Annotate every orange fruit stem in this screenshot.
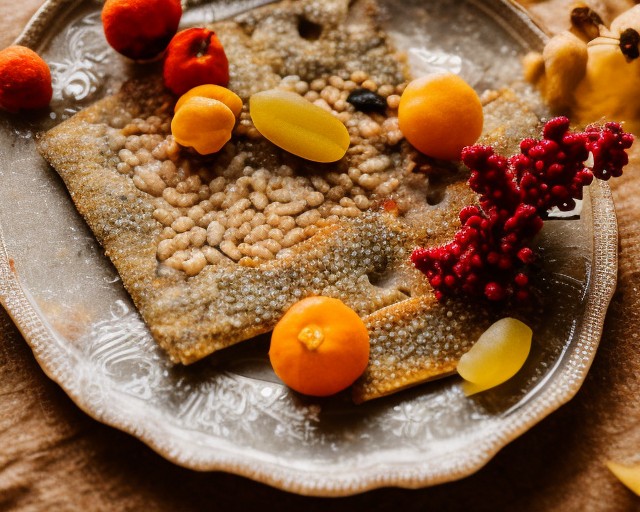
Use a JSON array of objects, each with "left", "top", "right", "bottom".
[
  {"left": 297, "top": 325, "right": 325, "bottom": 350},
  {"left": 269, "top": 296, "right": 370, "bottom": 397}
]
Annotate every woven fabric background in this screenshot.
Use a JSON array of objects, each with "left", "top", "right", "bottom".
[{"left": 0, "top": 1, "right": 638, "bottom": 509}]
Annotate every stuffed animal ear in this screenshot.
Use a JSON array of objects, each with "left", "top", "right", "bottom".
[
  {"left": 610, "top": 4, "right": 640, "bottom": 36},
  {"left": 570, "top": 4, "right": 604, "bottom": 42},
  {"left": 540, "top": 31, "right": 588, "bottom": 112},
  {"left": 522, "top": 51, "right": 545, "bottom": 85}
]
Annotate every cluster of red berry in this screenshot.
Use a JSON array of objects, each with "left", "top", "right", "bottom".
[{"left": 411, "top": 117, "right": 634, "bottom": 302}]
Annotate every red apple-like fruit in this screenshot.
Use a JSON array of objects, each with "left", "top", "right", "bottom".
[
  {"left": 163, "top": 28, "right": 229, "bottom": 96},
  {"left": 101, "top": 0, "right": 182, "bottom": 61}
]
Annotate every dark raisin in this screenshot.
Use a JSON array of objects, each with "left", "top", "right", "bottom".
[{"left": 346, "top": 88, "right": 387, "bottom": 113}]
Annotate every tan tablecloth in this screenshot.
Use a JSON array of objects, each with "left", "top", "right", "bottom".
[{"left": 1, "top": 0, "right": 639, "bottom": 509}]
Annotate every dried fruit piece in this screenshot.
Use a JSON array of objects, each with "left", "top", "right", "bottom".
[
  {"left": 163, "top": 28, "right": 229, "bottom": 96},
  {"left": 101, "top": 0, "right": 182, "bottom": 60},
  {"left": 174, "top": 84, "right": 242, "bottom": 116},
  {"left": 269, "top": 296, "right": 370, "bottom": 397},
  {"left": 346, "top": 88, "right": 387, "bottom": 113},
  {"left": 171, "top": 96, "right": 237, "bottom": 155},
  {"left": 398, "top": 73, "right": 483, "bottom": 161},
  {"left": 457, "top": 317, "right": 532, "bottom": 395},
  {"left": 249, "top": 89, "right": 350, "bottom": 163},
  {"left": 606, "top": 461, "right": 640, "bottom": 496},
  {"left": 0, "top": 46, "right": 52, "bottom": 112}
]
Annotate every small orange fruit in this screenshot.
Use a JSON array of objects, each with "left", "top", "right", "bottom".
[
  {"left": 0, "top": 46, "right": 52, "bottom": 112},
  {"left": 174, "top": 84, "right": 242, "bottom": 116},
  {"left": 171, "top": 95, "right": 237, "bottom": 155},
  {"left": 398, "top": 73, "right": 483, "bottom": 161},
  {"left": 269, "top": 296, "right": 370, "bottom": 397}
]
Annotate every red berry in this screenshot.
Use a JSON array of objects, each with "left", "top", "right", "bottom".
[
  {"left": 517, "top": 248, "right": 535, "bottom": 264},
  {"left": 514, "top": 273, "right": 529, "bottom": 287},
  {"left": 485, "top": 282, "right": 506, "bottom": 301}
]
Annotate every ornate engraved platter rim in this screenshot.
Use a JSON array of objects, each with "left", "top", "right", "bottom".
[{"left": 0, "top": 0, "right": 619, "bottom": 496}]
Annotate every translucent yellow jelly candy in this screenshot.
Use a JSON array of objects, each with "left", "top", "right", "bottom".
[
  {"left": 457, "top": 317, "right": 532, "bottom": 396},
  {"left": 606, "top": 461, "right": 640, "bottom": 496},
  {"left": 249, "top": 89, "right": 350, "bottom": 163}
]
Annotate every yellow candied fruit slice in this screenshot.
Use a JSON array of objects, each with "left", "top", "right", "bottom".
[
  {"left": 174, "top": 84, "right": 243, "bottom": 117},
  {"left": 249, "top": 89, "right": 350, "bottom": 163},
  {"left": 606, "top": 461, "right": 640, "bottom": 496},
  {"left": 171, "top": 96, "right": 236, "bottom": 155},
  {"left": 457, "top": 317, "right": 532, "bottom": 396}
]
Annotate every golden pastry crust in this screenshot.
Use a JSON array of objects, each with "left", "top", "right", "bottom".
[{"left": 38, "top": 0, "right": 543, "bottom": 401}]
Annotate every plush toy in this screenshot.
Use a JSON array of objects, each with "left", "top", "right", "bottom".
[{"left": 525, "top": 4, "right": 640, "bottom": 133}]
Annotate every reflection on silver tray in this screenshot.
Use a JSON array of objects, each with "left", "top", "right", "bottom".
[{"left": 0, "top": 0, "right": 618, "bottom": 496}]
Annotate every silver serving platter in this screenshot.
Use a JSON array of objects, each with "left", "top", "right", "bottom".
[{"left": 0, "top": 0, "right": 618, "bottom": 497}]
